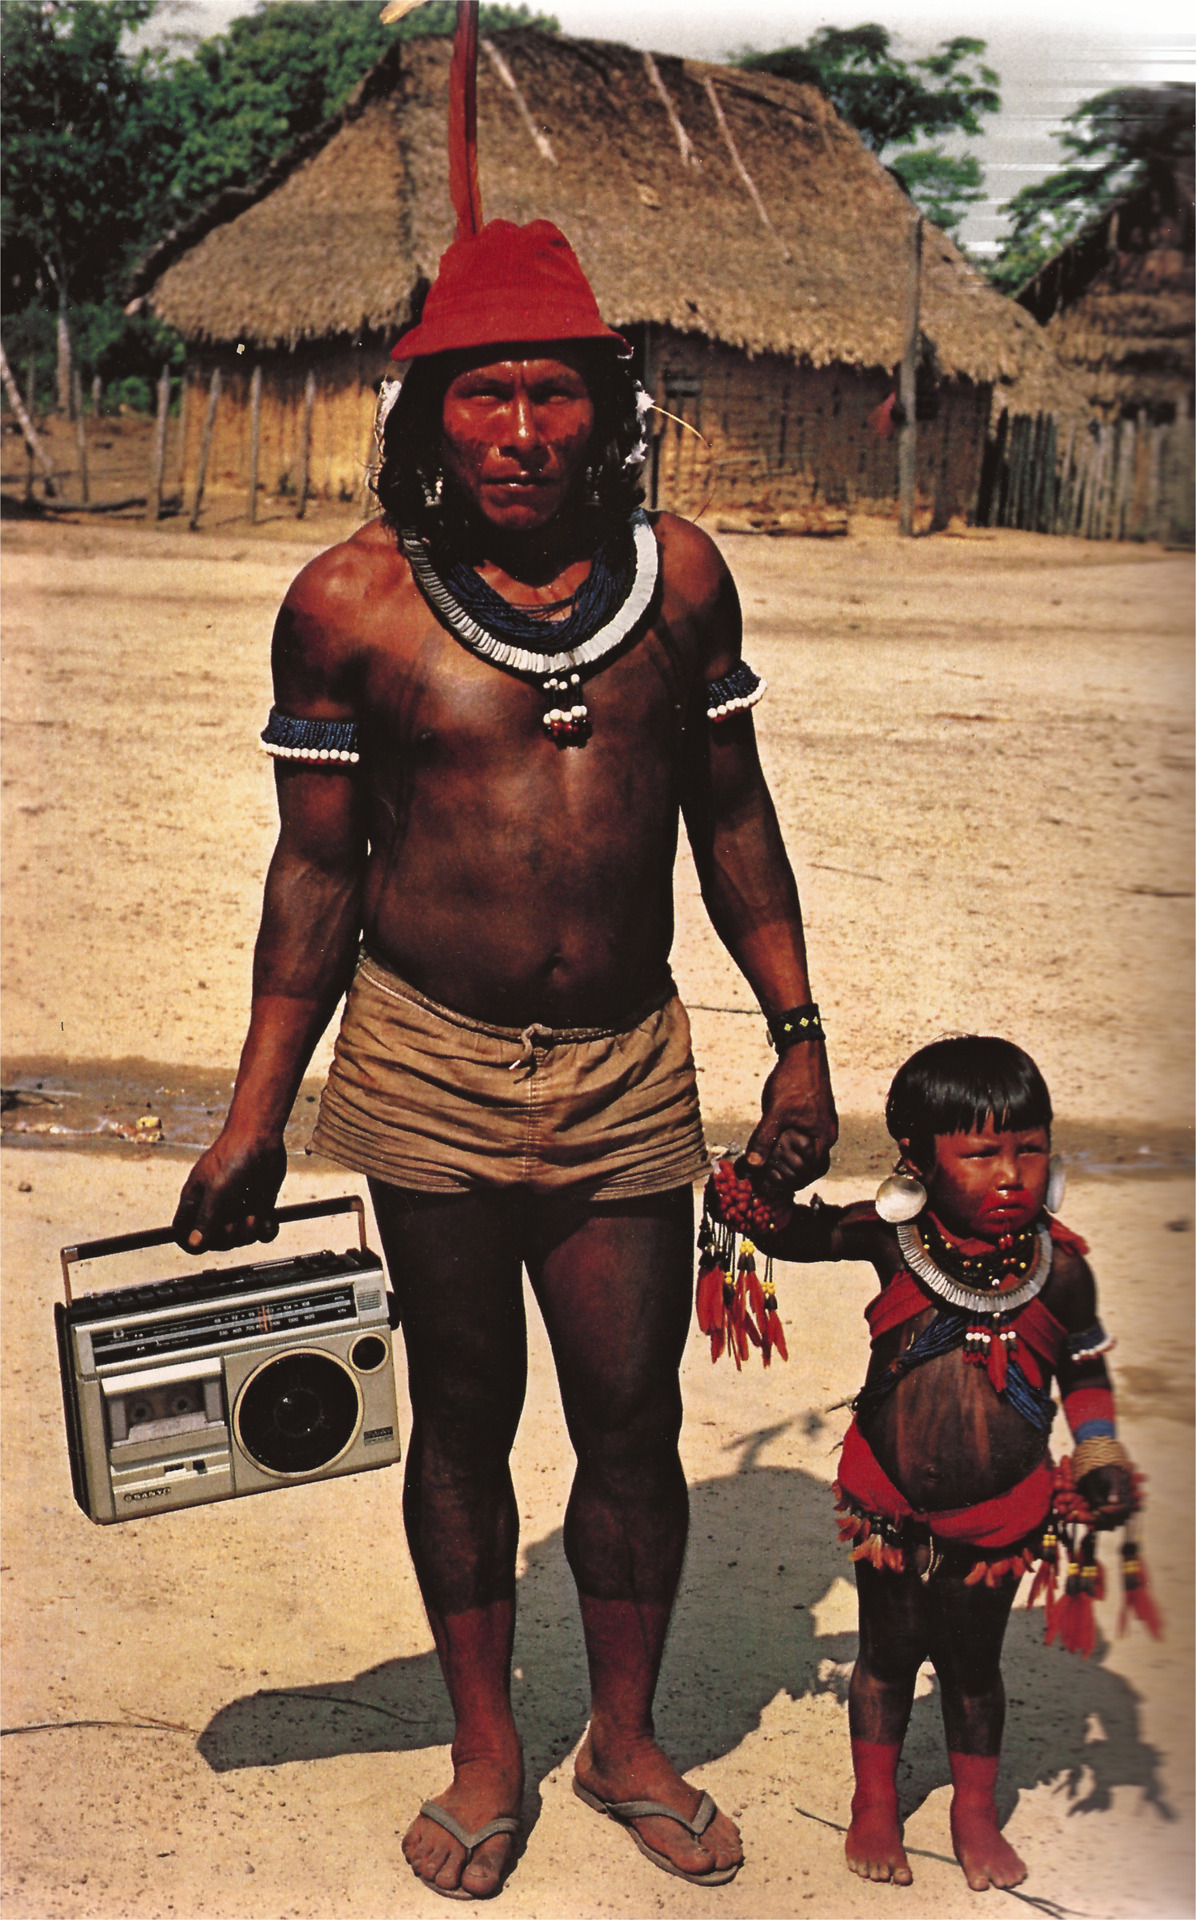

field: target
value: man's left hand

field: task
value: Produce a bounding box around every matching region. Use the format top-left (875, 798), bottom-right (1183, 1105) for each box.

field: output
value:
top-left (744, 1044), bottom-right (837, 1195)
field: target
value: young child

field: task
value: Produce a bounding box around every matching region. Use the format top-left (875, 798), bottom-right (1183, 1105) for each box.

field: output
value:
top-left (708, 1035), bottom-right (1137, 1893)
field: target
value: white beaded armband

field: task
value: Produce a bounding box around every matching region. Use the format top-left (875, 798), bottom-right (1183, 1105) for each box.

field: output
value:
top-left (706, 662), bottom-right (765, 723)
top-left (259, 707), bottom-right (360, 765)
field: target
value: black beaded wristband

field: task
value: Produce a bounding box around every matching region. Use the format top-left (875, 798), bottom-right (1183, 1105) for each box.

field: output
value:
top-left (767, 1003), bottom-right (825, 1051)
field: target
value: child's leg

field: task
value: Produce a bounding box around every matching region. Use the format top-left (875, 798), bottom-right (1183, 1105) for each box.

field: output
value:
top-left (846, 1559), bottom-right (930, 1885)
top-left (926, 1570), bottom-right (1027, 1892)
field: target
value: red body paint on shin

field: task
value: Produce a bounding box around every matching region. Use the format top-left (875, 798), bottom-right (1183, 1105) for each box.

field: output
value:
top-left (846, 1740), bottom-right (911, 1883)
top-left (948, 1751), bottom-right (1027, 1890)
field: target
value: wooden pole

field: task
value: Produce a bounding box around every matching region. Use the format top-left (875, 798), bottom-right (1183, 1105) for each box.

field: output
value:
top-left (91, 373), bottom-right (101, 414)
top-left (897, 213), bottom-right (923, 537)
top-left (248, 362), bottom-right (262, 524)
top-left (296, 367), bottom-right (315, 520)
top-left (1, 342), bottom-right (56, 494)
top-left (147, 363), bottom-right (170, 523)
top-left (175, 374), bottom-right (190, 492)
top-left (24, 358), bottom-right (36, 501)
top-left (189, 367), bottom-right (221, 531)
top-left (72, 368), bottom-right (89, 503)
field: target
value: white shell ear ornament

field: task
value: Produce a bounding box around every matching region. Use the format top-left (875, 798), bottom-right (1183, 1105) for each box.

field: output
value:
top-left (1046, 1154), bottom-right (1067, 1215)
top-left (874, 1164), bottom-right (928, 1224)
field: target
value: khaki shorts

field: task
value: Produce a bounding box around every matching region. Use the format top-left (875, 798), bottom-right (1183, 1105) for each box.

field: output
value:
top-left (311, 952), bottom-right (708, 1198)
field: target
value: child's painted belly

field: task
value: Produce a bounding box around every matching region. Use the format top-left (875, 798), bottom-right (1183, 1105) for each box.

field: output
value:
top-left (861, 1347), bottom-right (1048, 1511)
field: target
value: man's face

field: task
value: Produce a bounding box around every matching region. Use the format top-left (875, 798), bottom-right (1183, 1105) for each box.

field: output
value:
top-left (920, 1118), bottom-right (1051, 1242)
top-left (440, 352), bottom-right (596, 533)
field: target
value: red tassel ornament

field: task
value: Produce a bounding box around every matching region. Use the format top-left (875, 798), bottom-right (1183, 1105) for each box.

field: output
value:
top-left (1119, 1540), bottom-right (1164, 1639)
top-left (695, 1161), bottom-right (790, 1368)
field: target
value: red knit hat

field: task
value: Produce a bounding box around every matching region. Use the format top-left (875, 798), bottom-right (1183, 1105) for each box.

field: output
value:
top-left (391, 219), bottom-right (627, 360)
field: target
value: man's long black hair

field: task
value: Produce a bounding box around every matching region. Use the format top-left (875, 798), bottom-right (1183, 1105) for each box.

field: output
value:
top-left (373, 342), bottom-right (645, 544)
top-left (886, 1035), bottom-right (1053, 1171)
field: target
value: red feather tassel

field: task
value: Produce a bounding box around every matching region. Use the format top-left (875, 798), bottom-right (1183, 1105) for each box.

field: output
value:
top-left (985, 1329), bottom-right (1008, 1393)
top-left (448, 1), bottom-right (483, 239)
top-left (1119, 1541), bottom-right (1164, 1639)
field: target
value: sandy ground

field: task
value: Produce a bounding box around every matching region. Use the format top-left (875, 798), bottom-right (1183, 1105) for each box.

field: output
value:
top-left (2, 507), bottom-right (1193, 1920)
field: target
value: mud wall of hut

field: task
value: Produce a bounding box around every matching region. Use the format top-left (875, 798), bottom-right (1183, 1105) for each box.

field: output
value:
top-left (178, 327), bottom-right (992, 527)
top-left (639, 329), bottom-right (991, 527)
top-left (180, 339), bottom-right (392, 509)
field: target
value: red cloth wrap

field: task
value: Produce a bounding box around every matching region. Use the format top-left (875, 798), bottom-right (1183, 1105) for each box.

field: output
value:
top-left (1063, 1386), bottom-right (1115, 1435)
top-left (837, 1420), bottom-right (1055, 1548)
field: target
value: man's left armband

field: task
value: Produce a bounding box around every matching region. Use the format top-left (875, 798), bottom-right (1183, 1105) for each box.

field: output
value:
top-left (706, 661), bottom-right (765, 723)
top-left (260, 708), bottom-right (361, 765)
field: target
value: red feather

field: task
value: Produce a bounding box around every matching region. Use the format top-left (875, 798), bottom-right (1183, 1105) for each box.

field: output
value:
top-left (448, 2), bottom-right (483, 239)
top-left (986, 1332), bottom-right (1008, 1394)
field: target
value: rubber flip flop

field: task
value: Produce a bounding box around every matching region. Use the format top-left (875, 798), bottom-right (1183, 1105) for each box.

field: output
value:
top-left (572, 1780), bottom-right (741, 1886)
top-left (415, 1802), bottom-right (521, 1901)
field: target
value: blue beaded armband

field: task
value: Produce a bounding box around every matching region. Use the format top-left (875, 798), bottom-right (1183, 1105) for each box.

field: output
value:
top-left (1064, 1320), bottom-right (1115, 1363)
top-left (260, 707), bottom-right (360, 765)
top-left (706, 661), bottom-right (765, 723)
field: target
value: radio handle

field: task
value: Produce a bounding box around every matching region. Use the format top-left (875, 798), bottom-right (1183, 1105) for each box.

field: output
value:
top-left (60, 1195), bottom-right (368, 1303)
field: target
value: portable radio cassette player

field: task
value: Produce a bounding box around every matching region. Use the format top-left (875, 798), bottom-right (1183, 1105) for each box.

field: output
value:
top-left (56, 1197), bottom-right (401, 1525)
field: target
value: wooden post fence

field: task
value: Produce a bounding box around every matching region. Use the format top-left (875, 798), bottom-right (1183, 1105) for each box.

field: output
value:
top-left (72, 369), bottom-right (89, 503)
top-left (189, 368), bottom-right (221, 530)
top-left (0, 341), bottom-right (56, 496)
top-left (247, 363), bottom-right (262, 524)
top-left (147, 364), bottom-right (170, 523)
top-left (297, 368), bottom-right (316, 520)
top-left (897, 213), bottom-right (923, 538)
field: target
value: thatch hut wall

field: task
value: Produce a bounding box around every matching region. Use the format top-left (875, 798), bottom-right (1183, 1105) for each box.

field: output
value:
top-left (136, 29), bottom-right (1068, 524)
top-left (182, 343), bottom-right (389, 507)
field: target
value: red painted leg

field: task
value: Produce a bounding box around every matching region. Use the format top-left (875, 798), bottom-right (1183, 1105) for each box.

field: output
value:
top-left (846, 1739), bottom-right (912, 1886)
top-left (948, 1752), bottom-right (1026, 1892)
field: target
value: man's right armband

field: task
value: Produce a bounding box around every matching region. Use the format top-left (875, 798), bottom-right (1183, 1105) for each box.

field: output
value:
top-left (260, 708), bottom-right (360, 765)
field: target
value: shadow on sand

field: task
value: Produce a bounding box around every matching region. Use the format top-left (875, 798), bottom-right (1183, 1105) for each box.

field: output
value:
top-left (197, 1422), bottom-right (1173, 1837)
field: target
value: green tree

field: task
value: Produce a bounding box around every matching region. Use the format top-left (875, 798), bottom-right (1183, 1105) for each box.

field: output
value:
top-left (988, 83), bottom-right (1195, 294)
top-left (147, 0), bottom-right (559, 221)
top-left (1, 0), bottom-right (167, 399)
top-left (737, 24), bottom-right (998, 237)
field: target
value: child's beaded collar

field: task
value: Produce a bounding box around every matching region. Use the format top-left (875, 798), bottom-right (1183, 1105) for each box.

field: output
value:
top-left (896, 1217), bottom-right (1053, 1315)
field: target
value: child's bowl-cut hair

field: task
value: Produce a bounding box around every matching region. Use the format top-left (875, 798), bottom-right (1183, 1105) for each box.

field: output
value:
top-left (886, 1035), bottom-right (1052, 1172)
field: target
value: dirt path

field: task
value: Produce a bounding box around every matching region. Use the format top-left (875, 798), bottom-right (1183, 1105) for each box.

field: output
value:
top-left (2, 513), bottom-right (1192, 1918)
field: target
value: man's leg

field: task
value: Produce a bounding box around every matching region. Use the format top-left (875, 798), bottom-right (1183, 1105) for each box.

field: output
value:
top-left (846, 1559), bottom-right (930, 1885)
top-left (371, 1181), bottom-right (527, 1899)
top-left (524, 1185), bottom-right (743, 1880)
top-left (927, 1571), bottom-right (1026, 1892)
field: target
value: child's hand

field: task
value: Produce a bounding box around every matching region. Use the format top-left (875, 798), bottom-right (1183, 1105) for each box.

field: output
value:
top-left (1078, 1463), bottom-right (1135, 1528)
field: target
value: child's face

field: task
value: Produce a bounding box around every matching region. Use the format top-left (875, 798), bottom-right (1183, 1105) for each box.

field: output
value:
top-left (921, 1118), bottom-right (1050, 1241)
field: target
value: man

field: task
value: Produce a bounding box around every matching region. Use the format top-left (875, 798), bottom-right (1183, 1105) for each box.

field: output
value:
top-left (175, 220), bottom-right (836, 1899)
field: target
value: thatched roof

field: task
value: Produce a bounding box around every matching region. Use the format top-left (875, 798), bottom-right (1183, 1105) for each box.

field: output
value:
top-left (1015, 158), bottom-right (1194, 417)
top-left (134, 28), bottom-right (1061, 388)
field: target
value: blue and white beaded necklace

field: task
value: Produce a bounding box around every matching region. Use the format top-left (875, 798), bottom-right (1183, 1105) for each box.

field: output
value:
top-left (400, 508), bottom-right (659, 742)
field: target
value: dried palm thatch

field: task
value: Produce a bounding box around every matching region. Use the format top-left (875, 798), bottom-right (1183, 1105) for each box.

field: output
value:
top-left (133, 29), bottom-right (1062, 392)
top-left (1017, 158), bottom-right (1194, 419)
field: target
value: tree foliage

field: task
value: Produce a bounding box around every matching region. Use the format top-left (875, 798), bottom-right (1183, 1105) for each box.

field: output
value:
top-left (1, 0), bottom-right (558, 404)
top-left (145, 1), bottom-right (558, 222)
top-left (737, 24), bottom-right (998, 236)
top-left (988, 83), bottom-right (1195, 294)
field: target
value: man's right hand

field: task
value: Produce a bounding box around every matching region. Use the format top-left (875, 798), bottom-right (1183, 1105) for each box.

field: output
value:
top-left (173, 1133), bottom-right (289, 1253)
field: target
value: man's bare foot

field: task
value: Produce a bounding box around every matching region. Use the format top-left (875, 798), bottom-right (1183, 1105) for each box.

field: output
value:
top-left (846, 1801), bottom-right (913, 1886)
top-left (950, 1801), bottom-right (1027, 1893)
top-left (574, 1725), bottom-right (743, 1882)
top-left (402, 1752), bottom-right (523, 1899)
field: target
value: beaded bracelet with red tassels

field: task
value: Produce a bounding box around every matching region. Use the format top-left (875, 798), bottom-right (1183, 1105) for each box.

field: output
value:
top-left (695, 1158), bottom-right (791, 1368)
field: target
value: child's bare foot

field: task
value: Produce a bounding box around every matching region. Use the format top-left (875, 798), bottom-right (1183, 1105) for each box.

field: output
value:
top-left (402, 1750), bottom-right (523, 1899)
top-left (950, 1799), bottom-right (1026, 1892)
top-left (845, 1739), bottom-right (912, 1885)
top-left (575, 1725), bottom-right (743, 1882)
top-left (846, 1801), bottom-right (913, 1885)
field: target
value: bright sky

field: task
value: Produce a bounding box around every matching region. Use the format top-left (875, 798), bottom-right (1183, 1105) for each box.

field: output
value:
top-left (162, 0), bottom-right (1196, 253)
